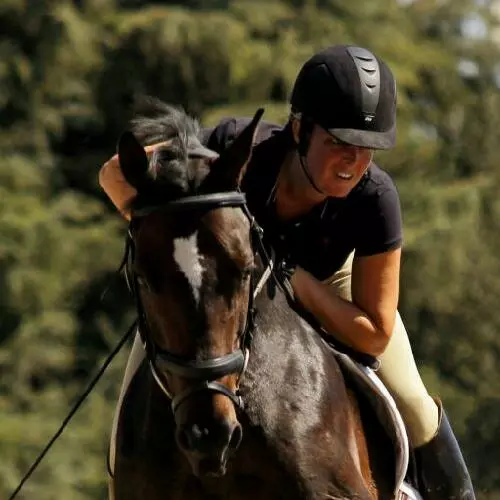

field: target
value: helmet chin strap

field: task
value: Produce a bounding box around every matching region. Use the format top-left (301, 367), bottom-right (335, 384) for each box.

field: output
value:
top-left (298, 154), bottom-right (326, 196)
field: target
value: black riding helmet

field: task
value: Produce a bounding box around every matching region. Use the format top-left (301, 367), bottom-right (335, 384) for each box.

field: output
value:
top-left (290, 45), bottom-right (397, 150)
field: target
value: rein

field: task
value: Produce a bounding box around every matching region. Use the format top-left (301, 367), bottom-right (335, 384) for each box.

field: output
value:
top-left (7, 320), bottom-right (137, 500)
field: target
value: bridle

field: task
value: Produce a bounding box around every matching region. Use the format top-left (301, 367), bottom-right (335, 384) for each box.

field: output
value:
top-left (122, 191), bottom-right (272, 416)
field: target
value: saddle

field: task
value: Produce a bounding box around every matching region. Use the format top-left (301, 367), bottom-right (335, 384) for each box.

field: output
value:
top-left (330, 345), bottom-right (423, 500)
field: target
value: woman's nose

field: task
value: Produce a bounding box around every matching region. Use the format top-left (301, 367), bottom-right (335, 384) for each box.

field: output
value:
top-left (340, 146), bottom-right (359, 165)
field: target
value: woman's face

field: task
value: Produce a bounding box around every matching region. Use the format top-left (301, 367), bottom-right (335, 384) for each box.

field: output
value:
top-left (302, 124), bottom-right (374, 198)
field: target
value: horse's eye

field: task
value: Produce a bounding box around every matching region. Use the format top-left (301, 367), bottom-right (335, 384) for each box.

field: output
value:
top-left (136, 275), bottom-right (151, 291)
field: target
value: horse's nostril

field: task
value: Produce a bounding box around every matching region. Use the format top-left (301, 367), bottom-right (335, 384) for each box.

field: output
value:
top-left (178, 424), bottom-right (205, 451)
top-left (229, 423), bottom-right (242, 451)
top-left (177, 421), bottom-right (241, 454)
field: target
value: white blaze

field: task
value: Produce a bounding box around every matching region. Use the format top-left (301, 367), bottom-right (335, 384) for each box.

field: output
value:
top-left (173, 231), bottom-right (204, 305)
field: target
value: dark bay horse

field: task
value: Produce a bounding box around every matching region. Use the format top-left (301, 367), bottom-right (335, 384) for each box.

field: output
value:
top-left (110, 98), bottom-right (396, 500)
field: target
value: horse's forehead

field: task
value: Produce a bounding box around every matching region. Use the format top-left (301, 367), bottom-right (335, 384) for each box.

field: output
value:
top-left (205, 209), bottom-right (253, 262)
top-left (139, 209), bottom-right (251, 305)
top-left (173, 231), bottom-right (204, 306)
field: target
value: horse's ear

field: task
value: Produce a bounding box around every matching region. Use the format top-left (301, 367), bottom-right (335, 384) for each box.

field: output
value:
top-left (117, 131), bottom-right (149, 190)
top-left (207, 108), bottom-right (265, 190)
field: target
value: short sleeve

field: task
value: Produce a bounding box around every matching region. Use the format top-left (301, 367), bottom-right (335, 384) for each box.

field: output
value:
top-left (355, 186), bottom-right (403, 257)
top-left (200, 118), bottom-right (239, 154)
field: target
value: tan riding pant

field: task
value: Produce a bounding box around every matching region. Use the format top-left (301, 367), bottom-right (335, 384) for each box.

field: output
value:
top-left (110, 252), bottom-right (439, 466)
top-left (322, 251), bottom-right (439, 447)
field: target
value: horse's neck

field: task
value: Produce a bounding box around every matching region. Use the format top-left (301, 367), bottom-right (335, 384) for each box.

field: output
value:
top-left (243, 287), bottom-right (331, 406)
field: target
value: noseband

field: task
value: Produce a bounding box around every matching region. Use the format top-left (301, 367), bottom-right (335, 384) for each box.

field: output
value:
top-left (123, 191), bottom-right (270, 415)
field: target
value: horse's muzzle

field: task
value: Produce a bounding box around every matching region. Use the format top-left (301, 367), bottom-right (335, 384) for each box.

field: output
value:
top-left (176, 419), bottom-right (242, 477)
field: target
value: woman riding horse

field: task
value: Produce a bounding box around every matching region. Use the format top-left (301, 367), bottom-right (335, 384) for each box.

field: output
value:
top-left (100, 44), bottom-right (475, 500)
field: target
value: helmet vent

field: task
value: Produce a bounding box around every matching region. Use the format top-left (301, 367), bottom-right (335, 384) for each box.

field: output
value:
top-left (347, 47), bottom-right (381, 117)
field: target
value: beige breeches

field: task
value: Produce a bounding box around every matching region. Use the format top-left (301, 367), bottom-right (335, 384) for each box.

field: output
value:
top-left (323, 251), bottom-right (439, 447)
top-left (110, 252), bottom-right (438, 471)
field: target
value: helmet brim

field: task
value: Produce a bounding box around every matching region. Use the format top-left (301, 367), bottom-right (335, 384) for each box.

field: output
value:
top-left (327, 123), bottom-right (396, 150)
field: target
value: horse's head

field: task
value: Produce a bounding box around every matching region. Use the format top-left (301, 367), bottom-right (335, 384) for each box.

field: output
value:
top-left (118, 99), bottom-right (264, 477)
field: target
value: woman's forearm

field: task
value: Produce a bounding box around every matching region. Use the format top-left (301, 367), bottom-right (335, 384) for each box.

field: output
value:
top-left (99, 142), bottom-right (168, 220)
top-left (99, 155), bottom-right (136, 220)
top-left (290, 267), bottom-right (390, 356)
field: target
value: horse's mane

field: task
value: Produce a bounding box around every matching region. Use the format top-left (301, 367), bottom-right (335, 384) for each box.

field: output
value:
top-left (130, 95), bottom-right (201, 150)
top-left (126, 96), bottom-right (211, 205)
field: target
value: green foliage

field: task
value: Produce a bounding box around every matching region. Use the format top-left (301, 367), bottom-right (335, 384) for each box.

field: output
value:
top-left (2, 0), bottom-right (500, 498)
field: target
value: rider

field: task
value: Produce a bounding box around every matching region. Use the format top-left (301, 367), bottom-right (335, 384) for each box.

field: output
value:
top-left (99, 44), bottom-right (475, 500)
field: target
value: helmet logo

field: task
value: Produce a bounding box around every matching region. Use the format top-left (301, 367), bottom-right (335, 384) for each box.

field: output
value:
top-left (363, 113), bottom-right (375, 125)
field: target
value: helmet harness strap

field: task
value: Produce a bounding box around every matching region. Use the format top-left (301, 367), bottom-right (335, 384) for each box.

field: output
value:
top-left (296, 114), bottom-right (326, 196)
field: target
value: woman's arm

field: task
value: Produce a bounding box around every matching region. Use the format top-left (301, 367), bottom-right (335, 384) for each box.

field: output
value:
top-left (289, 247), bottom-right (401, 357)
top-left (98, 142), bottom-right (168, 220)
top-left (99, 154), bottom-right (136, 221)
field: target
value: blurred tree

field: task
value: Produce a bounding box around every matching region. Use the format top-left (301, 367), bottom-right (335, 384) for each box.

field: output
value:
top-left (2, 0), bottom-right (500, 498)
